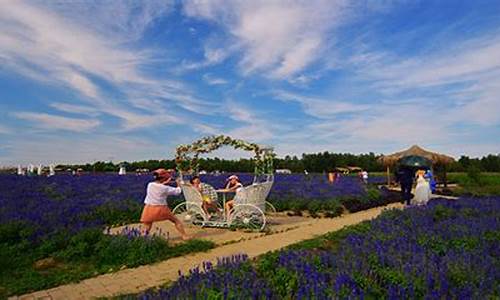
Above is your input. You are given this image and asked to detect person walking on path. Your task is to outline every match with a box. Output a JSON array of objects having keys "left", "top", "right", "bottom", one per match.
[
  {"left": 140, "top": 169, "right": 190, "bottom": 240},
  {"left": 396, "top": 167, "right": 414, "bottom": 205}
]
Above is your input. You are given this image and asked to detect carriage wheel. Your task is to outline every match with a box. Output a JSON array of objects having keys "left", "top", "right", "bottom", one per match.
[
  {"left": 265, "top": 201, "right": 277, "bottom": 213},
  {"left": 172, "top": 203, "right": 207, "bottom": 226},
  {"left": 229, "top": 204, "right": 266, "bottom": 231}
]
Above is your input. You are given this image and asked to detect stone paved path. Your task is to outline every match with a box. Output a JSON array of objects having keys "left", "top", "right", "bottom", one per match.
[{"left": 13, "top": 203, "right": 402, "bottom": 300}]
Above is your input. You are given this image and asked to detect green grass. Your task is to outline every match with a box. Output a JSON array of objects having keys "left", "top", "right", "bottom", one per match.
[
  {"left": 447, "top": 172, "right": 500, "bottom": 196},
  {"left": 0, "top": 227, "right": 214, "bottom": 298}
]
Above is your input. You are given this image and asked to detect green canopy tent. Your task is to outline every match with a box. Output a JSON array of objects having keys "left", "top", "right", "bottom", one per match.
[{"left": 398, "top": 155, "right": 432, "bottom": 169}]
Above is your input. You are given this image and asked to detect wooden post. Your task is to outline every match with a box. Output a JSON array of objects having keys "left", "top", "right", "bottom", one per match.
[
  {"left": 443, "top": 164, "right": 448, "bottom": 187},
  {"left": 386, "top": 166, "right": 391, "bottom": 186}
]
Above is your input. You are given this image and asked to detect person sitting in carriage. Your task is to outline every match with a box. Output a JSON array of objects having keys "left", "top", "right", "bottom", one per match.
[
  {"left": 190, "top": 176, "right": 222, "bottom": 218},
  {"left": 223, "top": 175, "right": 244, "bottom": 218}
]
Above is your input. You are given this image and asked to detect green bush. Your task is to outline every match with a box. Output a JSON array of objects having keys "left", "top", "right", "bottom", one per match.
[
  {"left": 0, "top": 222, "right": 33, "bottom": 245},
  {"left": 306, "top": 200, "right": 322, "bottom": 216},
  {"left": 268, "top": 186, "right": 398, "bottom": 216},
  {"left": 366, "top": 187, "right": 381, "bottom": 201},
  {"left": 56, "top": 228, "right": 102, "bottom": 260},
  {"left": 0, "top": 228, "right": 215, "bottom": 298},
  {"left": 323, "top": 199, "right": 343, "bottom": 217},
  {"left": 84, "top": 200, "right": 142, "bottom": 226}
]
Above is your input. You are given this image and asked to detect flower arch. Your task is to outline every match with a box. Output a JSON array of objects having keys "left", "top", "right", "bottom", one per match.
[{"left": 175, "top": 135, "right": 275, "bottom": 176}]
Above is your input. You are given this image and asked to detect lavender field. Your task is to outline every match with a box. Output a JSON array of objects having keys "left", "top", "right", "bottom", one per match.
[
  {"left": 0, "top": 173, "right": 392, "bottom": 297},
  {"left": 1, "top": 173, "right": 499, "bottom": 298},
  {"left": 0, "top": 173, "right": 388, "bottom": 243},
  {"left": 136, "top": 196, "right": 500, "bottom": 299}
]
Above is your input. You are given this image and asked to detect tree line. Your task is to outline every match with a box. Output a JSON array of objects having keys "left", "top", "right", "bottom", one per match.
[{"left": 56, "top": 152, "right": 500, "bottom": 173}]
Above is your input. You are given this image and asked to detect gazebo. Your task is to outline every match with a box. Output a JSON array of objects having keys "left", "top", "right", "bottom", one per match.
[{"left": 378, "top": 145, "right": 455, "bottom": 185}]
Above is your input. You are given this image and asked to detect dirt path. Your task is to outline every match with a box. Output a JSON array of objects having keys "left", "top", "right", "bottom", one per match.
[
  {"left": 108, "top": 214, "right": 325, "bottom": 246},
  {"left": 386, "top": 186, "right": 459, "bottom": 200},
  {"left": 13, "top": 203, "right": 402, "bottom": 300}
]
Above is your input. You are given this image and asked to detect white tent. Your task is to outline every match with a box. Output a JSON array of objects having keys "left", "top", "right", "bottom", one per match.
[{"left": 118, "top": 166, "right": 126, "bottom": 175}]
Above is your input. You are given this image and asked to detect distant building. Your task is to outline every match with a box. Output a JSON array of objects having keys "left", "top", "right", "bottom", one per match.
[
  {"left": 275, "top": 169, "right": 292, "bottom": 174},
  {"left": 135, "top": 168, "right": 149, "bottom": 175}
]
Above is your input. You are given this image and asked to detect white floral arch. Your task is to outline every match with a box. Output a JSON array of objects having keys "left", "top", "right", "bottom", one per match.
[{"left": 175, "top": 135, "right": 275, "bottom": 176}]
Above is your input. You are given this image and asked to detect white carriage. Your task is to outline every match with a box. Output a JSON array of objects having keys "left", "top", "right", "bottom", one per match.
[{"left": 171, "top": 135, "right": 275, "bottom": 231}]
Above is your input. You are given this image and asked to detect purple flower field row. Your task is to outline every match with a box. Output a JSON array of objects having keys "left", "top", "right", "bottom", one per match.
[
  {"left": 136, "top": 196, "right": 500, "bottom": 299},
  {"left": 0, "top": 174, "right": 386, "bottom": 242}
]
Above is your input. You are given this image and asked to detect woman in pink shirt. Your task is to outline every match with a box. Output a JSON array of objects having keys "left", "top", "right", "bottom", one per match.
[{"left": 140, "top": 169, "right": 190, "bottom": 240}]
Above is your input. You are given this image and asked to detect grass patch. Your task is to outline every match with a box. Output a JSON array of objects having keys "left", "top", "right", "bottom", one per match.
[
  {"left": 0, "top": 227, "right": 214, "bottom": 298},
  {"left": 448, "top": 172, "right": 500, "bottom": 196}
]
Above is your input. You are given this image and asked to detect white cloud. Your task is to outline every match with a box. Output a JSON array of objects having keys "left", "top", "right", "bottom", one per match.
[
  {"left": 345, "top": 34, "right": 500, "bottom": 127},
  {"left": 0, "top": 134, "right": 167, "bottom": 166},
  {"left": 183, "top": 0, "right": 350, "bottom": 78},
  {"left": 271, "top": 37, "right": 321, "bottom": 78},
  {"left": 226, "top": 103, "right": 255, "bottom": 123},
  {"left": 221, "top": 101, "right": 275, "bottom": 142},
  {"left": 0, "top": 125, "right": 10, "bottom": 134},
  {"left": 13, "top": 112, "right": 100, "bottom": 132},
  {"left": 182, "top": 44, "right": 234, "bottom": 70},
  {"left": 0, "top": 0, "right": 213, "bottom": 132},
  {"left": 270, "top": 91, "right": 469, "bottom": 158},
  {"left": 103, "top": 107, "right": 182, "bottom": 131},
  {"left": 203, "top": 73, "right": 228, "bottom": 85},
  {"left": 65, "top": 73, "right": 100, "bottom": 99},
  {"left": 268, "top": 29, "right": 500, "bottom": 157},
  {"left": 43, "top": 0, "right": 174, "bottom": 42},
  {"left": 52, "top": 99, "right": 186, "bottom": 131},
  {"left": 50, "top": 103, "right": 100, "bottom": 116},
  {"left": 274, "top": 90, "right": 370, "bottom": 118},
  {"left": 0, "top": 1, "right": 131, "bottom": 100},
  {"left": 192, "top": 123, "right": 220, "bottom": 135}
]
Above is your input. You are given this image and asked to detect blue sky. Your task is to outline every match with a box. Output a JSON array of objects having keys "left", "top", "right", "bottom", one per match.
[{"left": 1, "top": 0, "right": 499, "bottom": 165}]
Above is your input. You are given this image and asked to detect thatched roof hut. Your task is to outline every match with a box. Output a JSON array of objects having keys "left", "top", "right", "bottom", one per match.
[
  {"left": 379, "top": 145, "right": 455, "bottom": 186},
  {"left": 379, "top": 145, "right": 455, "bottom": 166}
]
